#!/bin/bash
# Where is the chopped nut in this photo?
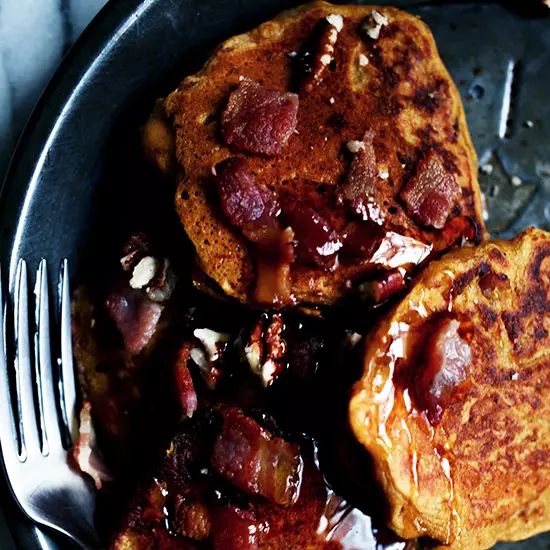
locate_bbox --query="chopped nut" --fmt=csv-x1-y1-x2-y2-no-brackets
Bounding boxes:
120,232,151,272
359,53,369,66
326,13,344,32
146,258,177,303
193,328,231,363
174,498,211,540
301,16,342,93
130,256,160,289
362,10,389,40
346,140,366,153
378,167,389,180
244,314,287,387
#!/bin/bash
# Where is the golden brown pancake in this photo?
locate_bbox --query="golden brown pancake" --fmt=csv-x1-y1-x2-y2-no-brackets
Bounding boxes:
349,228,550,549
165,1,484,307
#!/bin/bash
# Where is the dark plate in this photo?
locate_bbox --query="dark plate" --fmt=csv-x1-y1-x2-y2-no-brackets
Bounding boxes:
1,0,549,548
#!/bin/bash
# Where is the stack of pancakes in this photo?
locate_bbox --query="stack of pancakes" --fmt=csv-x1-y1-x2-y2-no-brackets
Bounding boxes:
147,2,550,548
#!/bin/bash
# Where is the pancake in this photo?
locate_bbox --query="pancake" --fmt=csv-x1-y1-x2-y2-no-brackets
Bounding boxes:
165,1,485,308
349,228,550,549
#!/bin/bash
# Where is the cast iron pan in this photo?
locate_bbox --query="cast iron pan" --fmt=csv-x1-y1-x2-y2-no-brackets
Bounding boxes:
0,0,549,548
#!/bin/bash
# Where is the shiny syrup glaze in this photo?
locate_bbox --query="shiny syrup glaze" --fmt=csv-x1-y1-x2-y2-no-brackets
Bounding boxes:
357,294,467,545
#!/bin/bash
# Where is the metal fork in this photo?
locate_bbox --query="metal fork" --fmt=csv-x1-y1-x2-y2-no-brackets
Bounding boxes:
0,259,103,549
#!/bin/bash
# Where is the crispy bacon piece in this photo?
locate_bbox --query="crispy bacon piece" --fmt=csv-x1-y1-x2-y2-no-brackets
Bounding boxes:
175,345,198,418
72,401,112,490
401,150,460,229
216,158,280,231
222,79,299,156
301,15,343,93
105,288,163,355
416,318,472,424
286,206,341,269
340,221,385,260
210,507,260,550
341,130,385,223
211,407,303,505
360,269,407,303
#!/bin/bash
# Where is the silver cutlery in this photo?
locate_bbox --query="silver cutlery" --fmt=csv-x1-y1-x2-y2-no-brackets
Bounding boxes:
0,259,102,549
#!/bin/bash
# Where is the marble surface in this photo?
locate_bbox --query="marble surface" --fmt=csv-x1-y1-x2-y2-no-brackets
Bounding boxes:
0,0,109,179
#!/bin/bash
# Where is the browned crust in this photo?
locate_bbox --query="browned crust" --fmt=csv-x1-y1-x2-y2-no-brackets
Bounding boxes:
166,1,484,306
350,228,550,549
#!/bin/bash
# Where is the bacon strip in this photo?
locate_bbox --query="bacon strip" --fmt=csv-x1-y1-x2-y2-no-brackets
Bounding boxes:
401,150,460,229
105,288,163,355
341,130,384,223
174,345,198,418
416,318,472,424
210,506,260,550
216,158,279,230
286,206,341,269
72,401,112,490
222,79,299,156
211,407,303,506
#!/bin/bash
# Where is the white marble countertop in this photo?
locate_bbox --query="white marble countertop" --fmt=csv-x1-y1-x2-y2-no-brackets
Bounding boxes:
0,0,109,179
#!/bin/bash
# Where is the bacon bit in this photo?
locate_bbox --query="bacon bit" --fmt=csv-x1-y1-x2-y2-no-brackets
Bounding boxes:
216,158,280,230
360,269,407,303
400,150,460,229
286,206,341,269
72,401,112,490
222,79,299,156
105,288,163,355
341,130,384,223
175,497,211,540
361,10,389,40
439,215,478,249
244,314,287,386
479,271,509,298
254,227,296,307
211,407,303,505
174,345,198,417
370,232,432,269
340,221,385,261
301,16,343,93
416,318,472,424
210,507,261,550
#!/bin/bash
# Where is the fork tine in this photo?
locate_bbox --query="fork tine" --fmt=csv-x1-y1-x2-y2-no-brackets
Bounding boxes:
14,260,40,460
0,264,20,468
36,260,62,456
59,260,78,446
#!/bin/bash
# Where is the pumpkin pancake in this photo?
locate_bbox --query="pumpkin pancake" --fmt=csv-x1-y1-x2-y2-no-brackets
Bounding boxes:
349,228,550,549
166,1,484,307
